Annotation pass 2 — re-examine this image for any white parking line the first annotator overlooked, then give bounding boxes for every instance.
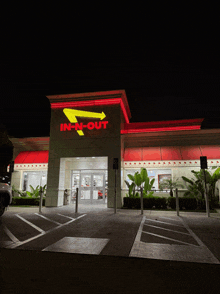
[159,216,181,221]
[57,213,75,220]
[6,214,86,249]
[179,217,213,247]
[145,218,185,228]
[142,231,200,247]
[179,216,220,263]
[35,213,61,225]
[133,216,146,243]
[16,214,45,233]
[143,223,191,235]
[3,225,20,243]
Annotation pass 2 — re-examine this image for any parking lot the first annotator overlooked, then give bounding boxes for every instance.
[1,205,220,264]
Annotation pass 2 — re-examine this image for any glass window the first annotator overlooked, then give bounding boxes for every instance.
[124,168,172,191]
[22,171,47,192]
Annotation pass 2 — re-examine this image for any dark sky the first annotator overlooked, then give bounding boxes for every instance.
[1,22,220,138]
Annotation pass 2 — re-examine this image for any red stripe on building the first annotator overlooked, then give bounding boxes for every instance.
[14,151,49,163]
[142,147,161,160]
[161,147,182,160]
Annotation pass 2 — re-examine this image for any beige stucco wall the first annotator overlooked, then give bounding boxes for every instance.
[11,171,22,195]
[46,104,123,208]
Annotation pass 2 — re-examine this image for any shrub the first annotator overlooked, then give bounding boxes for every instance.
[123,196,168,209]
[123,197,140,209]
[11,197,45,206]
[181,197,197,210]
[154,197,167,209]
[168,197,200,210]
[167,197,176,209]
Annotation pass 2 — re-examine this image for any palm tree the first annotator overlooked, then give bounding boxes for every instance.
[159,178,184,197]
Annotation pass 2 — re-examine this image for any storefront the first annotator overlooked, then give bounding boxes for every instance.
[10,90,220,208]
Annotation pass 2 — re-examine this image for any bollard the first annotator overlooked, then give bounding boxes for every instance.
[39,186,43,214]
[204,170,210,217]
[175,188,179,216]
[140,187,143,215]
[75,188,78,213]
[114,169,117,214]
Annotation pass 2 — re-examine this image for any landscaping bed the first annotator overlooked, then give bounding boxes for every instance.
[123,196,219,210]
[11,197,45,206]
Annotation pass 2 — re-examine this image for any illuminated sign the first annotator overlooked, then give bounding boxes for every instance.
[60,108,109,136]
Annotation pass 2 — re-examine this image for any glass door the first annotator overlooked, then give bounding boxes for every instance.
[79,173,92,203]
[71,172,80,203]
[71,170,107,204]
[92,173,105,203]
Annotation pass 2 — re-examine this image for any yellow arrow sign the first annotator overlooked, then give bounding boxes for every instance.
[63,108,106,136]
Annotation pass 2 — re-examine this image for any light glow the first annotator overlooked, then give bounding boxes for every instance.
[63,108,107,136]
[121,125,201,134]
[51,98,130,123]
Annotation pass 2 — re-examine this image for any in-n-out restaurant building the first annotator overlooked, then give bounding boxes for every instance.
[10,90,220,208]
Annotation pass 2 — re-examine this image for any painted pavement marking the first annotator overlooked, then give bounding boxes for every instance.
[145,218,185,228]
[142,231,199,247]
[5,214,86,249]
[143,223,191,235]
[42,237,109,254]
[35,213,62,225]
[129,215,220,264]
[3,225,20,243]
[16,214,45,233]
[57,213,75,220]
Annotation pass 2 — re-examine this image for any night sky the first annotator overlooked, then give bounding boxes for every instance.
[1,24,220,138]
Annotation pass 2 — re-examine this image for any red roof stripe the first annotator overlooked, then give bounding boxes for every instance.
[161,147,182,160]
[14,151,49,163]
[14,152,29,163]
[142,147,161,160]
[123,145,220,161]
[200,146,220,159]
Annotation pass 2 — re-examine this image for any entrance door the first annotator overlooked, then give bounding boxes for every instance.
[79,173,92,202]
[71,172,106,204]
[92,173,106,204]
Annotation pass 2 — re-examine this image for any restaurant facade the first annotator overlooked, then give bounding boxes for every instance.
[10,90,220,208]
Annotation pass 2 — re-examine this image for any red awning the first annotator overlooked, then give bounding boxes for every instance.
[124,146,220,161]
[14,151,49,163]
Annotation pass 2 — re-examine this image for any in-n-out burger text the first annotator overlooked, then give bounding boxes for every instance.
[60,121,109,131]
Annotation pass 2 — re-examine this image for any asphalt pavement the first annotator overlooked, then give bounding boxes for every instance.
[1,204,220,293]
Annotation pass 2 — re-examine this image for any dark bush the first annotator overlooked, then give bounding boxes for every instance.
[210,196,220,209]
[168,197,200,210]
[123,197,140,209]
[181,197,197,210]
[124,195,219,210]
[197,197,219,210]
[154,197,167,209]
[123,196,168,209]
[143,197,154,208]
[167,197,176,209]
[11,197,45,206]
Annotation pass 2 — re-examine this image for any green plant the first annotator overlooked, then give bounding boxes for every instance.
[11,197,45,206]
[123,196,167,209]
[12,185,27,197]
[182,168,220,205]
[125,168,155,198]
[159,178,184,197]
[26,184,47,198]
[124,180,139,198]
